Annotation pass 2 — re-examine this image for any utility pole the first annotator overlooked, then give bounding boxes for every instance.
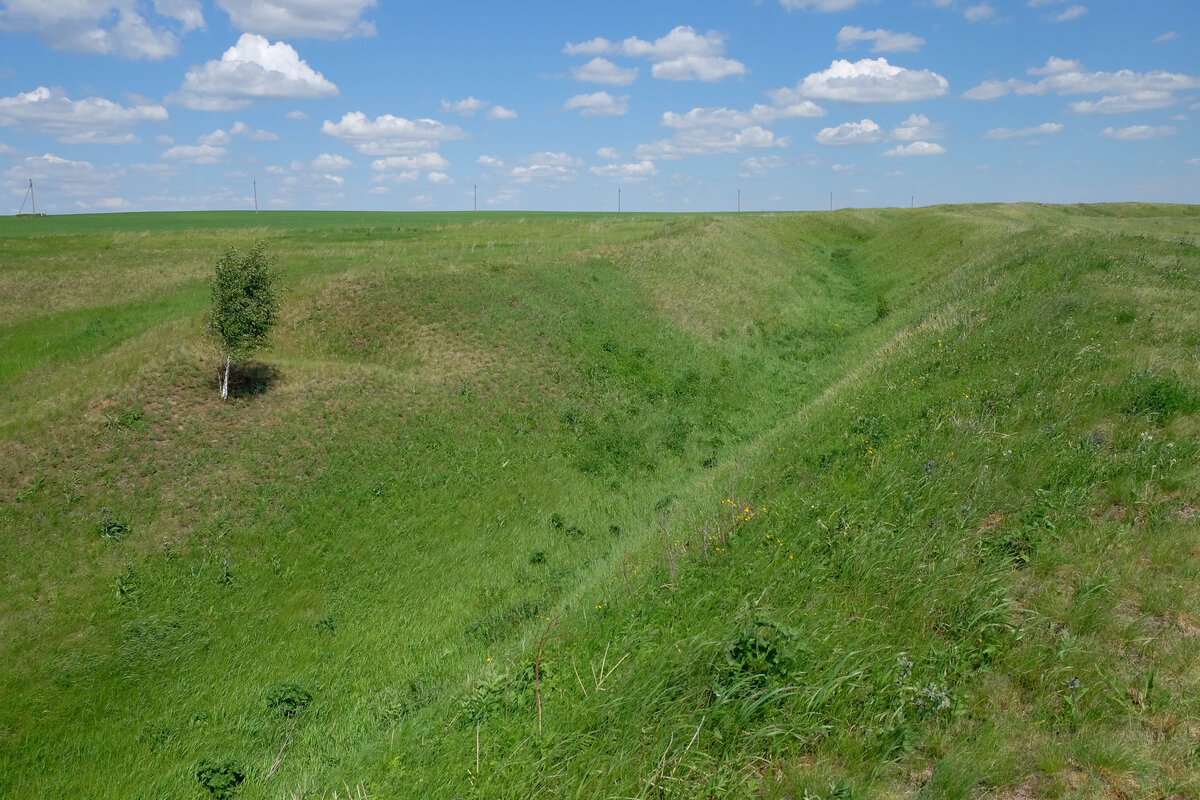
[829,191,833,212]
[737,189,741,212]
[253,179,258,213]
[911,194,914,209]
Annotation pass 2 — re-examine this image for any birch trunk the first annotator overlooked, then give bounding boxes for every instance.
[221,355,231,400]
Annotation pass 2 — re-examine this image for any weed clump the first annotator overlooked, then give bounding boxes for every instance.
[97,508,130,541]
[1112,369,1198,422]
[266,684,312,718]
[196,760,244,799]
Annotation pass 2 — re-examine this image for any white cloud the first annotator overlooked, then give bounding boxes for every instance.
[427,171,452,185]
[563,37,614,55]
[321,111,467,156]
[565,26,746,83]
[510,165,578,183]
[488,188,519,205]
[215,0,376,39]
[153,0,204,31]
[964,58,1200,111]
[771,58,949,104]
[882,141,947,156]
[662,101,823,130]
[836,26,924,53]
[780,0,875,9]
[984,122,1064,138]
[161,143,226,163]
[409,194,432,206]
[1053,5,1087,22]
[815,119,883,146]
[1153,31,1178,44]
[486,105,517,121]
[564,91,630,117]
[571,57,638,85]
[4,154,127,208]
[521,152,583,168]
[596,147,620,160]
[476,155,506,168]
[370,153,451,171]
[171,34,338,110]
[1186,157,1200,166]
[964,3,996,22]
[1069,91,1175,114]
[285,109,309,120]
[441,97,488,116]
[0,0,195,59]
[739,155,787,177]
[634,126,784,160]
[308,153,353,171]
[963,80,1011,100]
[589,160,657,182]
[199,120,278,145]
[0,86,167,142]
[652,54,745,82]
[155,134,174,145]
[369,186,389,195]
[1100,124,1178,140]
[891,113,944,140]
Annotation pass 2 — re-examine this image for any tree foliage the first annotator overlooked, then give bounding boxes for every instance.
[206,242,279,398]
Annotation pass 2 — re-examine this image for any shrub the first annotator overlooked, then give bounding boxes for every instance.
[267,683,312,718]
[196,760,245,799]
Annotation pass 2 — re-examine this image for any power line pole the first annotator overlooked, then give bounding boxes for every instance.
[253,179,258,213]
[737,189,741,212]
[829,191,833,212]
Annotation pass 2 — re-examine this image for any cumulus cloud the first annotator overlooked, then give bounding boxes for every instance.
[1100,124,1178,140]
[321,111,467,156]
[984,122,1064,138]
[596,147,620,160]
[634,126,784,160]
[891,113,944,140]
[0,86,166,143]
[0,0,200,59]
[476,155,506,169]
[161,143,226,163]
[589,160,657,182]
[441,96,488,116]
[662,101,823,130]
[198,120,278,145]
[836,26,924,53]
[215,0,376,39]
[571,57,638,85]
[564,91,630,117]
[564,26,746,82]
[815,119,884,146]
[1069,91,1175,114]
[486,105,517,120]
[370,153,451,171]
[770,58,949,104]
[171,34,338,110]
[427,171,452,185]
[4,153,129,210]
[739,155,787,177]
[882,141,947,156]
[964,57,1200,107]
[285,109,309,120]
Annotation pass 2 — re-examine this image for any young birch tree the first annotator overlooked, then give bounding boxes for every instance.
[206,242,280,400]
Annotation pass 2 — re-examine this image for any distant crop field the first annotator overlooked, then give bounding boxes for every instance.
[1,204,1198,799]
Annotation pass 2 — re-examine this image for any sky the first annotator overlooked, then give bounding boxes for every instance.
[0,0,1197,214]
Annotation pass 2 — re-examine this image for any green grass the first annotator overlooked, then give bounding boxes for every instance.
[1,205,1198,799]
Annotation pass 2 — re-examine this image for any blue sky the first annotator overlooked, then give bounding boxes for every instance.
[1,0,1197,213]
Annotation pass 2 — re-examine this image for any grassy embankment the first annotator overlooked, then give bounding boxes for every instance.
[1,204,1198,799]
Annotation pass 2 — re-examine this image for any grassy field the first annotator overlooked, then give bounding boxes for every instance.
[1,204,1198,799]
